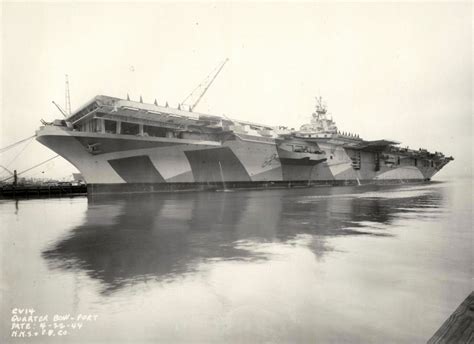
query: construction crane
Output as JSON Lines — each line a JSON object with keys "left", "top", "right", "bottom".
{"left": 180, "top": 58, "right": 229, "bottom": 112}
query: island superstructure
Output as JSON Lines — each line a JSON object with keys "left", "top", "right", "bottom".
{"left": 36, "top": 95, "right": 453, "bottom": 194}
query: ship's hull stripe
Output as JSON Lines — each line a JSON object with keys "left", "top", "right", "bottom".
{"left": 184, "top": 147, "right": 251, "bottom": 182}
{"left": 75, "top": 136, "right": 183, "bottom": 155}
{"left": 165, "top": 170, "right": 194, "bottom": 183}
{"left": 108, "top": 155, "right": 166, "bottom": 183}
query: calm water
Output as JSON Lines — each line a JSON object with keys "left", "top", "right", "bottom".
{"left": 1, "top": 179, "right": 472, "bottom": 343}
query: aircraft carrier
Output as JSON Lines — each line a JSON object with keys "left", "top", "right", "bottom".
{"left": 36, "top": 94, "right": 453, "bottom": 194}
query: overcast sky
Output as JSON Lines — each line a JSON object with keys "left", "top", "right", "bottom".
{"left": 1, "top": 1, "right": 472, "bottom": 180}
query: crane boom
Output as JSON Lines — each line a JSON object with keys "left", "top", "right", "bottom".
{"left": 181, "top": 58, "right": 229, "bottom": 111}
{"left": 52, "top": 101, "right": 67, "bottom": 117}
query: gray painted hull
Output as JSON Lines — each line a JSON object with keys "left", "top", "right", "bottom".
{"left": 87, "top": 179, "right": 432, "bottom": 195}
{"left": 36, "top": 126, "right": 450, "bottom": 194}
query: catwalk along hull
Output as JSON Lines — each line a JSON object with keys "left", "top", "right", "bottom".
{"left": 36, "top": 98, "right": 452, "bottom": 195}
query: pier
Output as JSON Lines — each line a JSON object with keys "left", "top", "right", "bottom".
{"left": 428, "top": 292, "right": 474, "bottom": 343}
{"left": 0, "top": 184, "right": 87, "bottom": 198}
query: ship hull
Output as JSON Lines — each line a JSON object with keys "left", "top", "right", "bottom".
{"left": 36, "top": 126, "right": 446, "bottom": 195}
{"left": 87, "top": 179, "right": 432, "bottom": 195}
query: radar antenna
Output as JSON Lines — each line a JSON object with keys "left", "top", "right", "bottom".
{"left": 181, "top": 58, "right": 229, "bottom": 112}
{"left": 315, "top": 96, "right": 327, "bottom": 116}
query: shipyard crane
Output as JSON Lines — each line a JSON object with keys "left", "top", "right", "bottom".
{"left": 180, "top": 58, "right": 229, "bottom": 112}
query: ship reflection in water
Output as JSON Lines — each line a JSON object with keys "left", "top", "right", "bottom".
{"left": 21, "top": 181, "right": 469, "bottom": 343}
{"left": 43, "top": 185, "right": 436, "bottom": 293}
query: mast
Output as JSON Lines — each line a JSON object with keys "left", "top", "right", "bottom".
{"left": 315, "top": 96, "right": 327, "bottom": 118}
{"left": 65, "top": 74, "right": 72, "bottom": 115}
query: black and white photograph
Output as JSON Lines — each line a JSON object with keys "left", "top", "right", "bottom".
{"left": 1, "top": 1, "right": 472, "bottom": 343}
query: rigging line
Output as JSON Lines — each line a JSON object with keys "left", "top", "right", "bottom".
{"left": 180, "top": 58, "right": 229, "bottom": 108}
{"left": 181, "top": 80, "right": 209, "bottom": 106}
{"left": 6, "top": 138, "right": 33, "bottom": 168}
{"left": 181, "top": 67, "right": 219, "bottom": 104}
{"left": 0, "top": 165, "right": 14, "bottom": 177}
{"left": 0, "top": 155, "right": 59, "bottom": 183}
{"left": 0, "top": 135, "right": 35, "bottom": 154}
{"left": 190, "top": 58, "right": 229, "bottom": 111}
